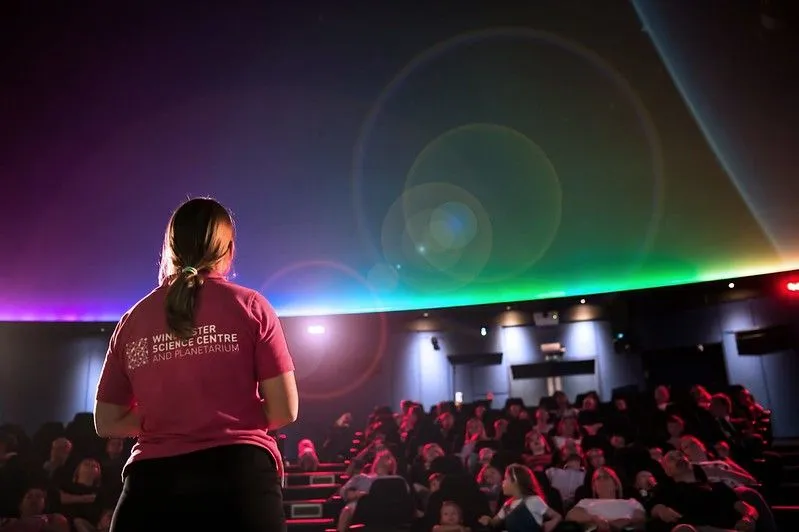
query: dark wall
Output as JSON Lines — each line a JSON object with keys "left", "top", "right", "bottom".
{"left": 633, "top": 297, "right": 799, "bottom": 438}
{"left": 0, "top": 323, "right": 111, "bottom": 434}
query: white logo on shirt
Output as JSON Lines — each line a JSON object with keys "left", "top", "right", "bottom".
{"left": 125, "top": 337, "right": 150, "bottom": 371}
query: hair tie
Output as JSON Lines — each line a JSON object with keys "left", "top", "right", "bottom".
{"left": 181, "top": 266, "right": 199, "bottom": 276}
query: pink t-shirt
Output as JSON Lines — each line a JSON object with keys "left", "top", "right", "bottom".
{"left": 96, "top": 271, "right": 295, "bottom": 479}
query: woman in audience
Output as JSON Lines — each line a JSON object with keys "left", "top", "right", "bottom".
{"left": 552, "top": 418, "right": 583, "bottom": 452}
{"left": 478, "top": 464, "right": 561, "bottom": 532}
{"left": 57, "top": 459, "right": 105, "bottom": 525}
{"left": 0, "top": 488, "right": 68, "bottom": 532}
{"left": 94, "top": 198, "right": 298, "bottom": 532}
{"left": 566, "top": 466, "right": 646, "bottom": 530}
{"left": 337, "top": 451, "right": 403, "bottom": 532}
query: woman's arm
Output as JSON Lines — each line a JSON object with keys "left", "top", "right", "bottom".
{"left": 433, "top": 526, "right": 470, "bottom": 532}
{"left": 59, "top": 491, "right": 97, "bottom": 505}
{"left": 564, "top": 506, "right": 596, "bottom": 524}
{"left": 542, "top": 507, "right": 562, "bottom": 532}
{"left": 258, "top": 371, "right": 299, "bottom": 430}
{"left": 94, "top": 402, "right": 142, "bottom": 438}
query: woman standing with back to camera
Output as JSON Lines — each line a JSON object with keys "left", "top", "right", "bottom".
{"left": 94, "top": 197, "right": 298, "bottom": 531}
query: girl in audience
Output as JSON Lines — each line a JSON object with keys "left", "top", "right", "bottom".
{"left": 552, "top": 418, "right": 583, "bottom": 452}
{"left": 565, "top": 466, "right": 646, "bottom": 530}
{"left": 459, "top": 419, "right": 488, "bottom": 471}
{"left": 522, "top": 432, "right": 553, "bottom": 472}
{"left": 478, "top": 464, "right": 561, "bottom": 532}
{"left": 433, "top": 501, "right": 470, "bottom": 532}
{"left": 475, "top": 447, "right": 495, "bottom": 477}
{"left": 476, "top": 465, "right": 503, "bottom": 513}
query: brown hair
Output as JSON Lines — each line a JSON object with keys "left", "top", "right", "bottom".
{"left": 591, "top": 466, "right": 622, "bottom": 498}
{"left": 159, "top": 198, "right": 235, "bottom": 338}
{"left": 505, "top": 463, "right": 545, "bottom": 499}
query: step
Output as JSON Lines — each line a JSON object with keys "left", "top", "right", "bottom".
{"left": 284, "top": 499, "right": 326, "bottom": 519}
{"left": 287, "top": 462, "right": 347, "bottom": 473}
{"left": 286, "top": 471, "right": 347, "bottom": 486}
{"left": 774, "top": 506, "right": 799, "bottom": 531}
{"left": 283, "top": 483, "right": 340, "bottom": 502}
{"left": 287, "top": 518, "right": 335, "bottom": 532}
{"left": 772, "top": 482, "right": 799, "bottom": 505}
{"left": 283, "top": 497, "right": 345, "bottom": 520}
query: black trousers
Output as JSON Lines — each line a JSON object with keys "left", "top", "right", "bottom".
{"left": 110, "top": 444, "right": 285, "bottom": 532}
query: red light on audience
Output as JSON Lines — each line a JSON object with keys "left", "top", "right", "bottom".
{"left": 787, "top": 281, "right": 799, "bottom": 293}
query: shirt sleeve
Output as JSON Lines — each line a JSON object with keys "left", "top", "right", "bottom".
{"left": 248, "top": 291, "right": 295, "bottom": 381}
{"left": 525, "top": 496, "right": 550, "bottom": 518}
{"left": 496, "top": 504, "right": 508, "bottom": 520}
{"left": 628, "top": 498, "right": 645, "bottom": 512}
{"left": 95, "top": 313, "right": 135, "bottom": 406}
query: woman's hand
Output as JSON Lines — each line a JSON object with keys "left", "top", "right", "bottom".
{"left": 593, "top": 516, "right": 611, "bottom": 531}
{"left": 477, "top": 515, "right": 492, "bottom": 526}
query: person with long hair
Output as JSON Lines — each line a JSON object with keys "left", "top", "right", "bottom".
{"left": 478, "top": 464, "right": 561, "bottom": 532}
{"left": 94, "top": 198, "right": 298, "bottom": 532}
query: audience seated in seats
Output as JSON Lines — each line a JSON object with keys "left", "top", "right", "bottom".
{"left": 1, "top": 381, "right": 787, "bottom": 532}
{"left": 646, "top": 450, "right": 768, "bottom": 532}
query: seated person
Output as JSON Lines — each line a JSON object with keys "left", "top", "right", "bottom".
{"left": 478, "top": 464, "right": 561, "bottom": 532}
{"left": 433, "top": 501, "right": 470, "bottom": 532}
{"left": 679, "top": 436, "right": 757, "bottom": 488}
{"left": 0, "top": 487, "right": 68, "bottom": 532}
{"left": 297, "top": 438, "right": 320, "bottom": 472}
{"left": 565, "top": 466, "right": 646, "bottom": 531}
{"left": 337, "top": 450, "right": 405, "bottom": 532}
{"left": 647, "top": 451, "right": 758, "bottom": 532}
{"left": 54, "top": 459, "right": 107, "bottom": 526}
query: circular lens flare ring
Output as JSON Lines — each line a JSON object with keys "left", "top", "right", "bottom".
{"left": 351, "top": 27, "right": 666, "bottom": 306}
{"left": 260, "top": 260, "right": 388, "bottom": 400}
